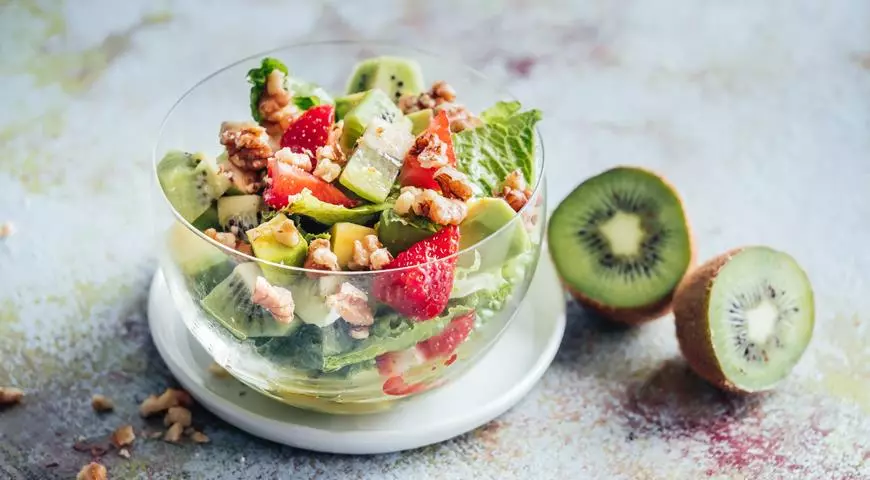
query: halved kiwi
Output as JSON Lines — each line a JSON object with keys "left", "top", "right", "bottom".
{"left": 548, "top": 166, "right": 694, "bottom": 324}
{"left": 673, "top": 246, "right": 814, "bottom": 393}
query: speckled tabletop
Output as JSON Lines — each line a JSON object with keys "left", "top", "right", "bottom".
{"left": 2, "top": 1, "right": 869, "bottom": 479}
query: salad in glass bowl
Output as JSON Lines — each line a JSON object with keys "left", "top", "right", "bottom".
{"left": 152, "top": 42, "right": 545, "bottom": 414}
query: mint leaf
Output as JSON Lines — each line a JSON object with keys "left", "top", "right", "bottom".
{"left": 283, "top": 189, "right": 390, "bottom": 226}
{"left": 293, "top": 96, "right": 321, "bottom": 111}
{"left": 453, "top": 106, "right": 542, "bottom": 194}
{"left": 480, "top": 101, "right": 521, "bottom": 124}
{"left": 246, "top": 57, "right": 289, "bottom": 122}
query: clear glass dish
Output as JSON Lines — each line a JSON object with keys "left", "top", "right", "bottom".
{"left": 151, "top": 41, "right": 546, "bottom": 414}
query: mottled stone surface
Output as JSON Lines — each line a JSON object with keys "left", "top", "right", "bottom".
{"left": 1, "top": 0, "right": 869, "bottom": 478}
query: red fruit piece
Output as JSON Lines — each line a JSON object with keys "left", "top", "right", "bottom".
{"left": 263, "top": 157, "right": 357, "bottom": 209}
{"left": 417, "top": 310, "right": 475, "bottom": 359}
{"left": 398, "top": 110, "right": 456, "bottom": 191}
{"left": 382, "top": 376, "right": 426, "bottom": 396}
{"left": 373, "top": 225, "right": 461, "bottom": 320}
{"left": 279, "top": 104, "right": 334, "bottom": 164}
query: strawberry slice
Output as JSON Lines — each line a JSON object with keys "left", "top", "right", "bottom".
{"left": 279, "top": 104, "right": 334, "bottom": 164}
{"left": 382, "top": 376, "right": 426, "bottom": 396}
{"left": 373, "top": 225, "right": 461, "bottom": 320}
{"left": 263, "top": 157, "right": 357, "bottom": 209}
{"left": 416, "top": 310, "right": 475, "bottom": 359}
{"left": 398, "top": 110, "right": 456, "bottom": 191}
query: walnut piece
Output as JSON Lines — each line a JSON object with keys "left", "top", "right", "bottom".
{"left": 326, "top": 283, "right": 374, "bottom": 329}
{"left": 273, "top": 219, "right": 301, "bottom": 248}
{"left": 316, "top": 121, "right": 347, "bottom": 165}
{"left": 218, "top": 162, "right": 264, "bottom": 194}
{"left": 410, "top": 131, "right": 449, "bottom": 169}
{"left": 304, "top": 238, "right": 340, "bottom": 272}
{"left": 204, "top": 228, "right": 254, "bottom": 255}
{"left": 91, "top": 394, "right": 114, "bottom": 412}
{"left": 348, "top": 235, "right": 393, "bottom": 271}
{"left": 258, "top": 69, "right": 299, "bottom": 136}
{"left": 76, "top": 462, "right": 107, "bottom": 480}
{"left": 394, "top": 187, "right": 468, "bottom": 225}
{"left": 433, "top": 166, "right": 474, "bottom": 201}
{"left": 139, "top": 388, "right": 192, "bottom": 417}
{"left": 163, "top": 422, "right": 183, "bottom": 443}
{"left": 164, "top": 406, "right": 192, "bottom": 428}
{"left": 219, "top": 121, "right": 273, "bottom": 171}
{"left": 250, "top": 276, "right": 295, "bottom": 324}
{"left": 399, "top": 80, "right": 456, "bottom": 114}
{"left": 190, "top": 431, "right": 210, "bottom": 444}
{"left": 111, "top": 425, "right": 135, "bottom": 448}
{"left": 311, "top": 157, "right": 342, "bottom": 183}
{"left": 0, "top": 387, "right": 24, "bottom": 405}
{"left": 496, "top": 169, "right": 532, "bottom": 212}
{"left": 0, "top": 222, "right": 14, "bottom": 239}
{"left": 434, "top": 102, "right": 483, "bottom": 133}
{"left": 274, "top": 147, "right": 313, "bottom": 172}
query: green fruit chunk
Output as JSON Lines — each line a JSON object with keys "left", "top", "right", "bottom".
{"left": 407, "top": 108, "right": 433, "bottom": 135}
{"left": 290, "top": 278, "right": 340, "bottom": 327}
{"left": 200, "top": 262, "right": 301, "bottom": 340}
{"left": 345, "top": 56, "right": 425, "bottom": 102}
{"left": 334, "top": 92, "right": 366, "bottom": 121}
{"left": 157, "top": 150, "right": 229, "bottom": 222}
{"left": 339, "top": 89, "right": 408, "bottom": 154}
{"left": 257, "top": 322, "right": 355, "bottom": 372}
{"left": 329, "top": 223, "right": 376, "bottom": 269}
{"left": 167, "top": 223, "right": 233, "bottom": 294}
{"left": 191, "top": 204, "right": 220, "bottom": 231}
{"left": 376, "top": 208, "right": 440, "bottom": 255}
{"left": 218, "top": 195, "right": 262, "bottom": 233}
{"left": 247, "top": 213, "right": 308, "bottom": 284}
{"left": 459, "top": 198, "right": 530, "bottom": 269}
{"left": 339, "top": 118, "right": 413, "bottom": 203}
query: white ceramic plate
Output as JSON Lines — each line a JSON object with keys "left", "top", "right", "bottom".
{"left": 148, "top": 255, "right": 566, "bottom": 455}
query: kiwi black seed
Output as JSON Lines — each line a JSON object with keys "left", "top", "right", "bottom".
{"left": 547, "top": 166, "right": 694, "bottom": 324}
{"left": 673, "top": 246, "right": 814, "bottom": 393}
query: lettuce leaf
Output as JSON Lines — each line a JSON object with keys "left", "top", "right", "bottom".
{"left": 480, "top": 101, "right": 522, "bottom": 124}
{"left": 293, "top": 96, "right": 321, "bottom": 111}
{"left": 283, "top": 189, "right": 390, "bottom": 226}
{"left": 452, "top": 105, "right": 542, "bottom": 194}
{"left": 286, "top": 76, "right": 333, "bottom": 109}
{"left": 246, "top": 57, "right": 289, "bottom": 122}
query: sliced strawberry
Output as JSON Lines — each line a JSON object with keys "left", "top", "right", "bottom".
{"left": 398, "top": 110, "right": 456, "bottom": 191}
{"left": 279, "top": 104, "right": 334, "bottom": 164}
{"left": 376, "top": 348, "right": 424, "bottom": 377}
{"left": 416, "top": 310, "right": 475, "bottom": 359}
{"left": 373, "top": 225, "right": 461, "bottom": 320}
{"left": 263, "top": 157, "right": 357, "bottom": 209}
{"left": 382, "top": 376, "right": 426, "bottom": 396}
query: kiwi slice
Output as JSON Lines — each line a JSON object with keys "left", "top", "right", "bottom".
{"left": 548, "top": 166, "right": 694, "bottom": 324}
{"left": 156, "top": 150, "right": 230, "bottom": 222}
{"left": 217, "top": 195, "right": 262, "bottom": 235}
{"left": 345, "top": 56, "right": 425, "bottom": 101}
{"left": 674, "top": 247, "right": 814, "bottom": 393}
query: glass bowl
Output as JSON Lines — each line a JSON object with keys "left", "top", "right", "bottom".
{"left": 151, "top": 41, "right": 546, "bottom": 414}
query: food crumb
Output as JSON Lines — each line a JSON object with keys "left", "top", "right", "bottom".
{"left": 164, "top": 422, "right": 183, "bottom": 443}
{"left": 140, "top": 388, "right": 192, "bottom": 417}
{"left": 110, "top": 425, "right": 135, "bottom": 448}
{"left": 190, "top": 431, "right": 210, "bottom": 444}
{"left": 147, "top": 430, "right": 163, "bottom": 439}
{"left": 118, "top": 448, "right": 131, "bottom": 459}
{"left": 164, "top": 406, "right": 192, "bottom": 427}
{"left": 76, "top": 462, "right": 107, "bottom": 480}
{"left": 0, "top": 222, "right": 15, "bottom": 239}
{"left": 0, "top": 386, "right": 24, "bottom": 405}
{"left": 208, "top": 362, "right": 230, "bottom": 378}
{"left": 91, "top": 394, "right": 114, "bottom": 412}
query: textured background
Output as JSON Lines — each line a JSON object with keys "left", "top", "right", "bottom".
{"left": 1, "top": 0, "right": 869, "bottom": 478}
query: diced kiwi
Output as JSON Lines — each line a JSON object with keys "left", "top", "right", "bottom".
{"left": 330, "top": 223, "right": 376, "bottom": 268}
{"left": 334, "top": 92, "right": 366, "bottom": 121}
{"left": 548, "top": 166, "right": 694, "bottom": 324}
{"left": 339, "top": 118, "right": 413, "bottom": 203}
{"left": 376, "top": 208, "right": 439, "bottom": 256}
{"left": 674, "top": 247, "right": 814, "bottom": 393}
{"left": 191, "top": 204, "right": 220, "bottom": 231}
{"left": 157, "top": 150, "right": 230, "bottom": 222}
{"left": 459, "top": 198, "right": 531, "bottom": 270}
{"left": 167, "top": 223, "right": 233, "bottom": 295}
{"left": 407, "top": 108, "right": 433, "bottom": 135}
{"left": 345, "top": 56, "right": 425, "bottom": 102}
{"left": 339, "top": 89, "right": 409, "bottom": 154}
{"left": 290, "top": 278, "right": 341, "bottom": 328}
{"left": 218, "top": 195, "right": 262, "bottom": 234}
{"left": 200, "top": 262, "right": 301, "bottom": 340}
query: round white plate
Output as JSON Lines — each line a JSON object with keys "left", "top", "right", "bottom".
{"left": 148, "top": 255, "right": 566, "bottom": 455}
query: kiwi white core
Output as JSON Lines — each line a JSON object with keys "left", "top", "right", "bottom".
{"left": 599, "top": 212, "right": 643, "bottom": 256}
{"left": 744, "top": 300, "right": 779, "bottom": 345}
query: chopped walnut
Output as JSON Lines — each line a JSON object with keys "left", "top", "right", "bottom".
{"left": 399, "top": 80, "right": 456, "bottom": 114}
{"left": 118, "top": 448, "right": 131, "bottom": 459}
{"left": 218, "top": 162, "right": 264, "bottom": 194}
{"left": 311, "top": 157, "right": 342, "bottom": 183}
{"left": 304, "top": 238, "right": 340, "bottom": 272}
{"left": 204, "top": 228, "right": 237, "bottom": 248}
{"left": 139, "top": 388, "right": 192, "bottom": 417}
{"left": 111, "top": 425, "right": 135, "bottom": 448}
{"left": 326, "top": 283, "right": 374, "bottom": 328}
{"left": 164, "top": 406, "right": 192, "bottom": 428}
{"left": 273, "top": 219, "right": 301, "bottom": 247}
{"left": 0, "top": 387, "right": 23, "bottom": 405}
{"left": 219, "top": 121, "right": 273, "bottom": 171}
{"left": 163, "top": 422, "right": 183, "bottom": 443}
{"left": 410, "top": 131, "right": 449, "bottom": 169}
{"left": 434, "top": 102, "right": 484, "bottom": 133}
{"left": 348, "top": 235, "right": 393, "bottom": 271}
{"left": 433, "top": 166, "right": 474, "bottom": 201}
{"left": 317, "top": 121, "right": 347, "bottom": 165}
{"left": 497, "top": 169, "right": 533, "bottom": 212}
{"left": 258, "top": 69, "right": 299, "bottom": 136}
{"left": 76, "top": 462, "right": 107, "bottom": 480}
{"left": 91, "top": 394, "right": 114, "bottom": 412}
{"left": 208, "top": 362, "right": 230, "bottom": 378}
{"left": 250, "top": 276, "right": 295, "bottom": 324}
{"left": 394, "top": 187, "right": 468, "bottom": 225}
{"left": 274, "top": 147, "right": 313, "bottom": 172}
{"left": 190, "top": 431, "right": 210, "bottom": 444}
{"left": 0, "top": 222, "right": 14, "bottom": 239}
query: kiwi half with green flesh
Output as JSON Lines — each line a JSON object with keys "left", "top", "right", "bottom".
{"left": 674, "top": 247, "right": 814, "bottom": 393}
{"left": 157, "top": 150, "right": 231, "bottom": 222}
{"left": 217, "top": 194, "right": 262, "bottom": 236}
{"left": 548, "top": 166, "right": 694, "bottom": 324}
{"left": 345, "top": 56, "right": 425, "bottom": 101}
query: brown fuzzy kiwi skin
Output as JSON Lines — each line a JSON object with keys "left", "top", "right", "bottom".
{"left": 673, "top": 248, "right": 749, "bottom": 394}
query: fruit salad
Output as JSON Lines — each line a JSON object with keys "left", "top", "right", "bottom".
{"left": 157, "top": 56, "right": 542, "bottom": 403}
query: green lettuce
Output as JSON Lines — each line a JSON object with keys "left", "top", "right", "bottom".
{"left": 452, "top": 104, "right": 542, "bottom": 194}
{"left": 282, "top": 189, "right": 391, "bottom": 226}
{"left": 286, "top": 76, "right": 333, "bottom": 109}
{"left": 246, "top": 58, "right": 289, "bottom": 122}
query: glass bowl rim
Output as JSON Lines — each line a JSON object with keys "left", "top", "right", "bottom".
{"left": 152, "top": 39, "right": 546, "bottom": 275}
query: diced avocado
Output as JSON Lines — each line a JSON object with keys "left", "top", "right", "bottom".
{"left": 334, "top": 92, "right": 366, "bottom": 121}
{"left": 167, "top": 222, "right": 233, "bottom": 294}
{"left": 157, "top": 150, "right": 228, "bottom": 222}
{"left": 247, "top": 213, "right": 308, "bottom": 285}
{"left": 376, "top": 208, "right": 440, "bottom": 255}
{"left": 329, "top": 223, "right": 377, "bottom": 268}
{"left": 290, "top": 278, "right": 340, "bottom": 327}
{"left": 338, "top": 119, "right": 413, "bottom": 203}
{"left": 344, "top": 56, "right": 425, "bottom": 101}
{"left": 339, "top": 89, "right": 408, "bottom": 154}
{"left": 218, "top": 194, "right": 262, "bottom": 233}
{"left": 459, "top": 198, "right": 531, "bottom": 269}
{"left": 407, "top": 109, "right": 432, "bottom": 135}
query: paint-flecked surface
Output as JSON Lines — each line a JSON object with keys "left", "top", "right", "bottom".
{"left": 1, "top": 1, "right": 869, "bottom": 478}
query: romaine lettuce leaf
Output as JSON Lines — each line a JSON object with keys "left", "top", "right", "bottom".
{"left": 283, "top": 189, "right": 390, "bottom": 226}
{"left": 452, "top": 105, "right": 542, "bottom": 194}
{"left": 480, "top": 101, "right": 522, "bottom": 124}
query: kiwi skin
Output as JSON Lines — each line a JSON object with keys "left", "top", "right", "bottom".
{"left": 672, "top": 248, "right": 746, "bottom": 393}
